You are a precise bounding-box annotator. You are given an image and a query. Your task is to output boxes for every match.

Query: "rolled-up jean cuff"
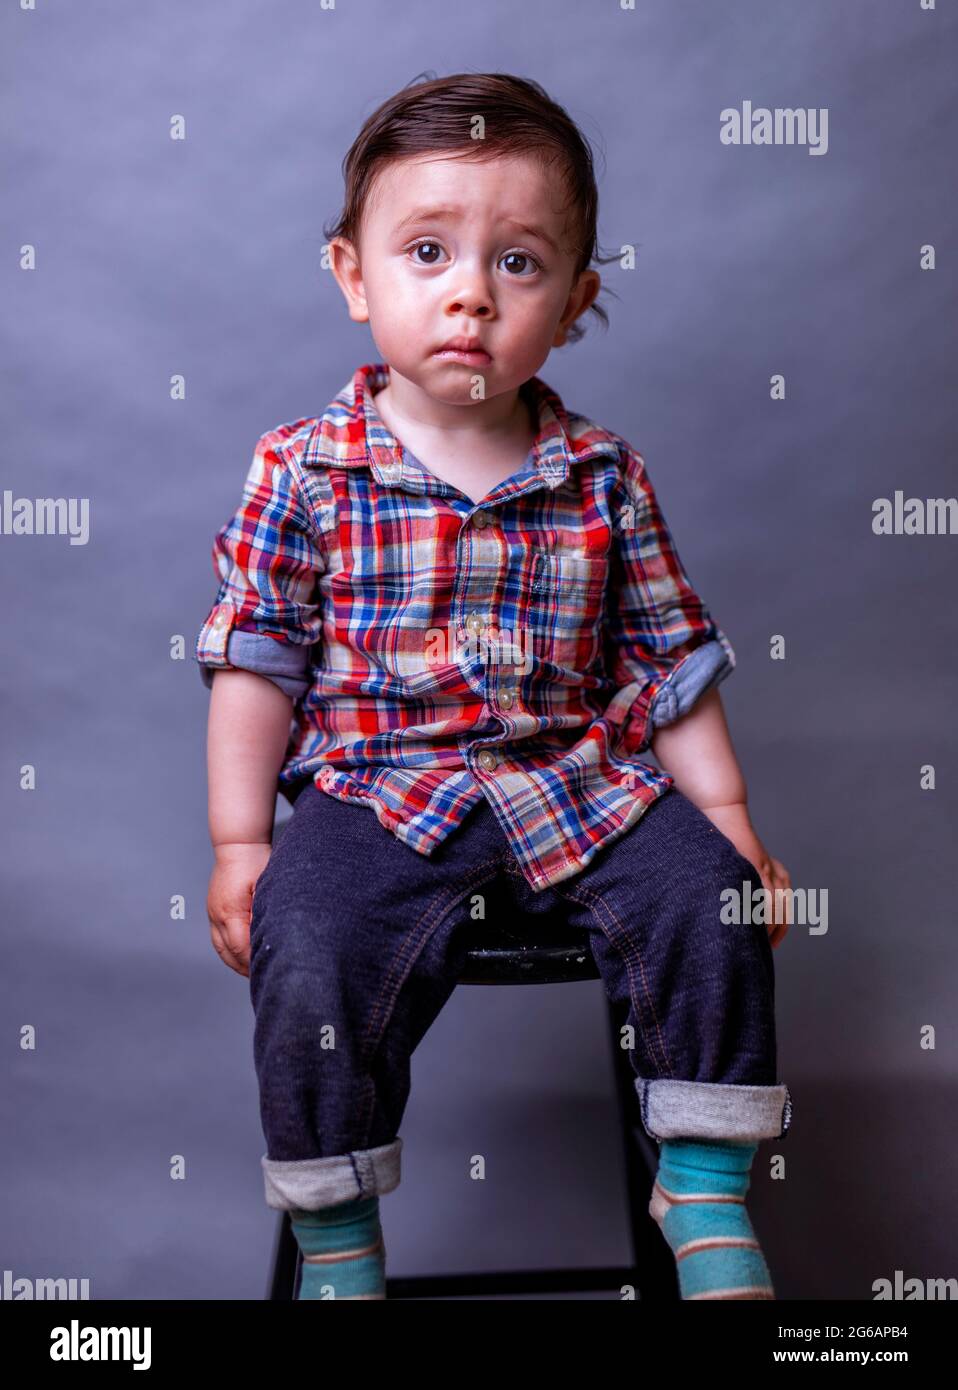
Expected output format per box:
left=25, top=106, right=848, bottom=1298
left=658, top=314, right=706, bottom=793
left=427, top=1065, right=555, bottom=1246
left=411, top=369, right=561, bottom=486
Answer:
left=261, top=1138, right=403, bottom=1211
left=635, top=1079, right=792, bottom=1142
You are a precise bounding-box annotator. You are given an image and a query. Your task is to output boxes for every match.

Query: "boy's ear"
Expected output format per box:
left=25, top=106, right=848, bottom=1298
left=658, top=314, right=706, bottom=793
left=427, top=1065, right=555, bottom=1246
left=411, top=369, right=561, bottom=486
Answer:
left=553, top=269, right=601, bottom=348
left=328, top=236, right=370, bottom=324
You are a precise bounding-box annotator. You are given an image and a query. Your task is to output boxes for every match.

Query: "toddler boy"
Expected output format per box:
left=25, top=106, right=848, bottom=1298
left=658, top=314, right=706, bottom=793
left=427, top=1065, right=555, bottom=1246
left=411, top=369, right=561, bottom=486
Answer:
left=199, top=72, right=793, bottom=1301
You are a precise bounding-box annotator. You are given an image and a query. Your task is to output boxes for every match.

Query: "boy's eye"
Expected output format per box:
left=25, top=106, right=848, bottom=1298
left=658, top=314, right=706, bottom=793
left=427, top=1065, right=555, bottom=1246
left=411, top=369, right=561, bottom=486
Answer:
left=411, top=241, right=446, bottom=265
left=499, top=251, right=541, bottom=277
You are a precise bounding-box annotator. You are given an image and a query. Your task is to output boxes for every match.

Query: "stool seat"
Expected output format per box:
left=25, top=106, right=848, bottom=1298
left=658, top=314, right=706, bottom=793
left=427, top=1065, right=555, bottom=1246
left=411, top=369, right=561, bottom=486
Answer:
left=459, top=923, right=599, bottom=984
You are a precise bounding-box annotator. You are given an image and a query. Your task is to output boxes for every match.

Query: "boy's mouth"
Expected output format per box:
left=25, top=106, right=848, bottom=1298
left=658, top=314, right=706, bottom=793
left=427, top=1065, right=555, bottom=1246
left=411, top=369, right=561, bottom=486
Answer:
left=434, top=338, right=492, bottom=365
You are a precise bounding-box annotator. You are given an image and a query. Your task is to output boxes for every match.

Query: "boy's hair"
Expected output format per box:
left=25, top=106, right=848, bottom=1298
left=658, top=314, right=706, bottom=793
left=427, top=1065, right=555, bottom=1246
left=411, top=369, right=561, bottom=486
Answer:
left=323, top=70, right=618, bottom=344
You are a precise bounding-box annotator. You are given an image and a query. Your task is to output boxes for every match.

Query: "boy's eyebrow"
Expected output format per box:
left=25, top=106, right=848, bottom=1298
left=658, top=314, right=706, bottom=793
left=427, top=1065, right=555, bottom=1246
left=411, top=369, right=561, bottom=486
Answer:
left=504, top=219, right=562, bottom=254
left=392, top=206, right=561, bottom=254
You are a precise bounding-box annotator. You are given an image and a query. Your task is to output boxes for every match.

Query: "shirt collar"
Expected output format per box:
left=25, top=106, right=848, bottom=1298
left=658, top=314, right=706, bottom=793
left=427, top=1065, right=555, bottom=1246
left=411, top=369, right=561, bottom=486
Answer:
left=296, top=360, right=620, bottom=493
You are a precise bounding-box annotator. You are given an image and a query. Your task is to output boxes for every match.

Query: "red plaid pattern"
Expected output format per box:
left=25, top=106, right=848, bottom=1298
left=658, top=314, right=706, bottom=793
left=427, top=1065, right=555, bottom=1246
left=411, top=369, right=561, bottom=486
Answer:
left=196, top=362, right=735, bottom=890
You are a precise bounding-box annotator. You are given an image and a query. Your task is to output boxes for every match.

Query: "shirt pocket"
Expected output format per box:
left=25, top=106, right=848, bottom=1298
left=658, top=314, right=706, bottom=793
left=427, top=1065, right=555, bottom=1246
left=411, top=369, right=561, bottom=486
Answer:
left=524, top=551, right=608, bottom=673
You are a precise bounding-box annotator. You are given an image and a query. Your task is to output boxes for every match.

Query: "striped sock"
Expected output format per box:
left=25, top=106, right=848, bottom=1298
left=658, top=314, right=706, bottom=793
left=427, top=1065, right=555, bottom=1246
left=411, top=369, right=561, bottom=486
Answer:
left=649, top=1138, right=775, bottom=1300
left=289, top=1196, right=386, bottom=1300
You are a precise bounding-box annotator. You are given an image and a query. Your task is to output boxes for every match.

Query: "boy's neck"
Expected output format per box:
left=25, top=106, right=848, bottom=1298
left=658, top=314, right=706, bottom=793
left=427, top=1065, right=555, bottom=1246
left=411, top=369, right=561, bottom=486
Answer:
left=371, top=365, right=537, bottom=455
left=370, top=365, right=540, bottom=505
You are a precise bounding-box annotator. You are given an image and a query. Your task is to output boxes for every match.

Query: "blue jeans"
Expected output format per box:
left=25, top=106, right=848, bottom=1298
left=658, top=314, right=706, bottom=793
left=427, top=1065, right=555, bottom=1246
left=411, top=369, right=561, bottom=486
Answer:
left=249, top=784, right=792, bottom=1211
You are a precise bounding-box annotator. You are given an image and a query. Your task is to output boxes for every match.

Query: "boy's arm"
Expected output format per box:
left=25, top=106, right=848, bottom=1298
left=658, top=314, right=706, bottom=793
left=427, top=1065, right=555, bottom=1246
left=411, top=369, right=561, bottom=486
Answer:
left=602, top=442, right=791, bottom=941
left=651, top=685, right=791, bottom=946
left=649, top=685, right=747, bottom=813
left=205, top=668, right=293, bottom=978
left=207, top=669, right=294, bottom=848
left=195, top=427, right=327, bottom=830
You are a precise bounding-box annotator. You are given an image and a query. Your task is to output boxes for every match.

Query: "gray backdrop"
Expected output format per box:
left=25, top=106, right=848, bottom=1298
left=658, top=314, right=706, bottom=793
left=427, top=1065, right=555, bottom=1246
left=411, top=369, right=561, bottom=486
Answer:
left=3, top=0, right=956, bottom=1301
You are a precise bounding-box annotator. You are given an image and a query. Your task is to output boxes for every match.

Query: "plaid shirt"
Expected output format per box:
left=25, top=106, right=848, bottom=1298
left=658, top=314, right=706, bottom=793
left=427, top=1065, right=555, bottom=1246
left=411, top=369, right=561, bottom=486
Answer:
left=196, top=362, right=735, bottom=891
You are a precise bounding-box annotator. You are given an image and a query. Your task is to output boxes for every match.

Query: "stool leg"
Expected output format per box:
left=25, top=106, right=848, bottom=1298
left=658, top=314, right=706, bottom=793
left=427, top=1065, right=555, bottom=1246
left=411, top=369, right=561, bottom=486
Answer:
left=605, top=996, right=680, bottom=1300
left=267, top=1210, right=302, bottom=1300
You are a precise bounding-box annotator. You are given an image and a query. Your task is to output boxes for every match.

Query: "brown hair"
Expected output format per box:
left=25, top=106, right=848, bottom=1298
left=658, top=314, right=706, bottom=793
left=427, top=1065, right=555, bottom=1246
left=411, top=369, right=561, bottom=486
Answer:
left=323, top=70, right=619, bottom=344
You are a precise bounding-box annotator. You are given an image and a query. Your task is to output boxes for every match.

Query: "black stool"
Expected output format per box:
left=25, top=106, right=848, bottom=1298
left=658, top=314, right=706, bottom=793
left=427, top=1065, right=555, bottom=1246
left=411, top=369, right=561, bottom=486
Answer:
left=265, top=912, right=680, bottom=1300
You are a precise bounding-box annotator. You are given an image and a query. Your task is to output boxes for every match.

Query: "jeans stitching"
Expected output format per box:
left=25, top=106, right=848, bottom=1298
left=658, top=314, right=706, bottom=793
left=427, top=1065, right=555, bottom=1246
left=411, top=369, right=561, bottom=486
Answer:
left=550, top=877, right=676, bottom=1077
left=359, top=852, right=506, bottom=1055
left=354, top=855, right=505, bottom=1145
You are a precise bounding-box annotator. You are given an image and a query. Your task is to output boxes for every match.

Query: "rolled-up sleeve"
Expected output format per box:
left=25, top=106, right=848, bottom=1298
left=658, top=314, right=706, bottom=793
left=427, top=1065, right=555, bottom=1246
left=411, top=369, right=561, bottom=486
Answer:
left=195, top=431, right=325, bottom=701
left=602, top=442, right=735, bottom=756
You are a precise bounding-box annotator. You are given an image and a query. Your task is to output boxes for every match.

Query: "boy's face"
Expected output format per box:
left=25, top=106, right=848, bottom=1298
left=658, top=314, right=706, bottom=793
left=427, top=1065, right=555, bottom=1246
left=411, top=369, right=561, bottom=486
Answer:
left=329, top=152, right=600, bottom=404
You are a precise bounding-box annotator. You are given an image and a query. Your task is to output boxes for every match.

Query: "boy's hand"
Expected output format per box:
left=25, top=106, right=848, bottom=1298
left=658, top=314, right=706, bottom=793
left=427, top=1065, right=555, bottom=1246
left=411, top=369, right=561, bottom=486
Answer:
left=699, top=802, right=792, bottom=949
left=207, top=842, right=273, bottom=977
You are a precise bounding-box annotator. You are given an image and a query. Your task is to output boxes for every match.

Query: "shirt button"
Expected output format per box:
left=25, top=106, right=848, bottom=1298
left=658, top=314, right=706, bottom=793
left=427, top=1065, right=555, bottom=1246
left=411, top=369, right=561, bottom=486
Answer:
left=212, top=606, right=231, bottom=628
left=472, top=510, right=492, bottom=529
left=465, top=612, right=486, bottom=635
left=499, top=692, right=514, bottom=710
left=477, top=749, right=499, bottom=771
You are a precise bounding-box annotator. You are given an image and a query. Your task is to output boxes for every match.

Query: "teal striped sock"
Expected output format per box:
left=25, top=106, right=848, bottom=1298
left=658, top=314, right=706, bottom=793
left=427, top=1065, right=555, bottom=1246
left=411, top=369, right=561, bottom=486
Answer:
left=289, top=1196, right=386, bottom=1300
left=650, top=1139, right=775, bottom=1300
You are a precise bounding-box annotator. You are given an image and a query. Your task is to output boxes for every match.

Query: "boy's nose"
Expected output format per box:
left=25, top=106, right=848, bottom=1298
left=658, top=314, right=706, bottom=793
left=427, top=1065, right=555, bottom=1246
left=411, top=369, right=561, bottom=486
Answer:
left=444, top=266, right=495, bottom=319
left=445, top=294, right=493, bottom=318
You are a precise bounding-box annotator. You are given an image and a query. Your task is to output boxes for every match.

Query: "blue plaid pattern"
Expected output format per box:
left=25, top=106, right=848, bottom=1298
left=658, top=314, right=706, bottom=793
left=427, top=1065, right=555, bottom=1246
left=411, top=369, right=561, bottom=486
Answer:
left=195, top=362, right=735, bottom=891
